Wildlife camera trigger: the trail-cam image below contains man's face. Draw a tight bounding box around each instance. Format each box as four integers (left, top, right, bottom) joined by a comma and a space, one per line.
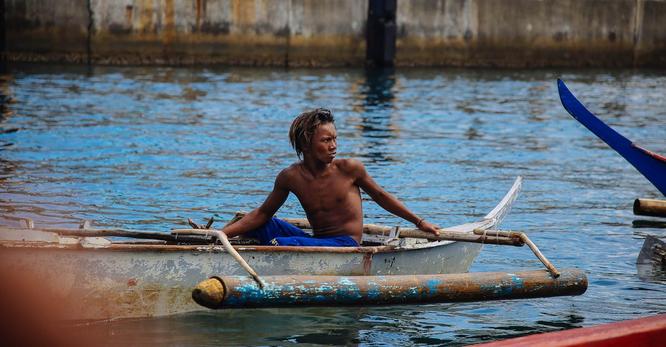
308, 122, 337, 163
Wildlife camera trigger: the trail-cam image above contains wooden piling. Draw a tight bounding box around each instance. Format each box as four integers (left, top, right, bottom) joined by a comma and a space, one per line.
366, 0, 397, 67
192, 269, 587, 309
634, 198, 666, 218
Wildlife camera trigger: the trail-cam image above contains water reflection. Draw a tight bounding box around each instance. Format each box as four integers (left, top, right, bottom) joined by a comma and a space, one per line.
637, 263, 666, 284
526, 82, 549, 122
64, 301, 601, 346
77, 305, 591, 346
0, 74, 18, 198
359, 68, 397, 110
81, 308, 367, 346
0, 74, 16, 131
352, 68, 399, 164
632, 219, 666, 229
465, 117, 483, 140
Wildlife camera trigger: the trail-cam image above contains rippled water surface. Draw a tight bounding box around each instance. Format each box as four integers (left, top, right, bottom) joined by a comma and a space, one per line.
1, 64, 665, 345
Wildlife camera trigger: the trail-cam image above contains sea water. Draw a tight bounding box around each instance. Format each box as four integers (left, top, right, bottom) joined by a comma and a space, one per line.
1, 64, 665, 346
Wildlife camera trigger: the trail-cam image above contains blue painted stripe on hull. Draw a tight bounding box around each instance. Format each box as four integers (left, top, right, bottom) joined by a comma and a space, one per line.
558, 79, 666, 196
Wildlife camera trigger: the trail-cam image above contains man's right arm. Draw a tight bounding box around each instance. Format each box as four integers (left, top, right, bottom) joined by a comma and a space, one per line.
348, 159, 440, 235
222, 170, 290, 238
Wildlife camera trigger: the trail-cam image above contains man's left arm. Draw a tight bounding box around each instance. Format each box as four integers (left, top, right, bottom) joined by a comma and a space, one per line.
349, 159, 440, 235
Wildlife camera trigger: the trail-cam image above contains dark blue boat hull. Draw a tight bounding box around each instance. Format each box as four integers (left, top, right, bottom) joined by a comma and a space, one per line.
558, 79, 666, 196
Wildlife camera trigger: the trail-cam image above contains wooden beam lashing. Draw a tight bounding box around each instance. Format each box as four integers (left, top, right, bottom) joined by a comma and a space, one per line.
192, 269, 588, 309
474, 229, 560, 277
634, 198, 666, 218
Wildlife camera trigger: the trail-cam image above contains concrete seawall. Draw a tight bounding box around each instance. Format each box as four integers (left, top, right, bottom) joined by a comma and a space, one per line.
4, 0, 666, 67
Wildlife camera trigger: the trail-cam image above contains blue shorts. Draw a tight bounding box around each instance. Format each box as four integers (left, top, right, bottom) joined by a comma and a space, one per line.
247, 217, 359, 247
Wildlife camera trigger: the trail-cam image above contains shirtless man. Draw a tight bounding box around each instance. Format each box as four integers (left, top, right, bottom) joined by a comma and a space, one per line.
223, 108, 440, 246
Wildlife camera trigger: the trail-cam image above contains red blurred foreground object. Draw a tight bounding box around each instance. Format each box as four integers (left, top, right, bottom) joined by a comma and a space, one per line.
474, 314, 666, 347
0, 268, 103, 347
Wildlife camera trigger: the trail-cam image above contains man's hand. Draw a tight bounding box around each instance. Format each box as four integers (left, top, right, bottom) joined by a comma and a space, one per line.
417, 220, 440, 236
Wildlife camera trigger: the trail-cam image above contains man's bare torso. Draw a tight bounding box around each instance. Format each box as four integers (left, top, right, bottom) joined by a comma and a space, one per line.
222, 115, 439, 244
281, 159, 363, 242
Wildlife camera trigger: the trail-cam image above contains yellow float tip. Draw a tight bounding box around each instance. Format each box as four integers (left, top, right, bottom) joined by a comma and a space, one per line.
192, 277, 225, 309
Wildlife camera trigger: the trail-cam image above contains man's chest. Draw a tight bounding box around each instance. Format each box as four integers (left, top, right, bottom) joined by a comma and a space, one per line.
290, 175, 359, 209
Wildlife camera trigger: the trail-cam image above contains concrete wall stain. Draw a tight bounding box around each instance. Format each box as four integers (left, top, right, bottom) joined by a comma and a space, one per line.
164, 0, 175, 46
125, 5, 133, 25
4, 0, 666, 67
195, 0, 203, 31
138, 0, 155, 35
232, 0, 256, 29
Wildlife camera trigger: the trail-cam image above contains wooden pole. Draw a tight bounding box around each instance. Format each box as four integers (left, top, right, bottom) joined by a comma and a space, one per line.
199, 212, 524, 247
519, 234, 561, 278
192, 269, 587, 309
31, 227, 214, 244
474, 229, 561, 278
172, 228, 265, 288
279, 216, 524, 246
218, 213, 522, 246
634, 198, 666, 218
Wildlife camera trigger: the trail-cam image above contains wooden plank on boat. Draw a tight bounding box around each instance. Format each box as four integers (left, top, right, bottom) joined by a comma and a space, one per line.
192, 269, 587, 309
634, 198, 666, 218
41, 227, 215, 244
472, 313, 666, 347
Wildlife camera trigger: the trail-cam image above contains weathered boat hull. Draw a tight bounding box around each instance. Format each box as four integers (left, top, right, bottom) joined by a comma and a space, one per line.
0, 177, 522, 321
0, 236, 483, 321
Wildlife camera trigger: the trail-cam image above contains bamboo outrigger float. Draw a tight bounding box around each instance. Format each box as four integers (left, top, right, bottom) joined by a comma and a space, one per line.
192, 269, 587, 309
0, 177, 585, 320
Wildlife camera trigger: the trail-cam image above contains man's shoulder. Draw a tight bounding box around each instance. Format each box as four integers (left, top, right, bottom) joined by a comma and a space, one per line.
334, 158, 365, 175
335, 158, 361, 168
278, 162, 301, 178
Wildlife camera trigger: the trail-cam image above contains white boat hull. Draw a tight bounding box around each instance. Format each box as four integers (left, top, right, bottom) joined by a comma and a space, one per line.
0, 240, 482, 320
0, 177, 521, 321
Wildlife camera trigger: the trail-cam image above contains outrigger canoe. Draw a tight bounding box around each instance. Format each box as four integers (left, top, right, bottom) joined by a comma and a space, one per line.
0, 177, 522, 321
558, 79, 666, 196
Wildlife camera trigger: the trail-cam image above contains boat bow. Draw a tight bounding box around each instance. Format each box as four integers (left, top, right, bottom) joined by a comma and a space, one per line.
558, 79, 666, 196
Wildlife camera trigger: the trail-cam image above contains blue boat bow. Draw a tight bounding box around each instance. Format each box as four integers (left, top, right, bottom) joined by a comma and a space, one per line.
558, 79, 666, 196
